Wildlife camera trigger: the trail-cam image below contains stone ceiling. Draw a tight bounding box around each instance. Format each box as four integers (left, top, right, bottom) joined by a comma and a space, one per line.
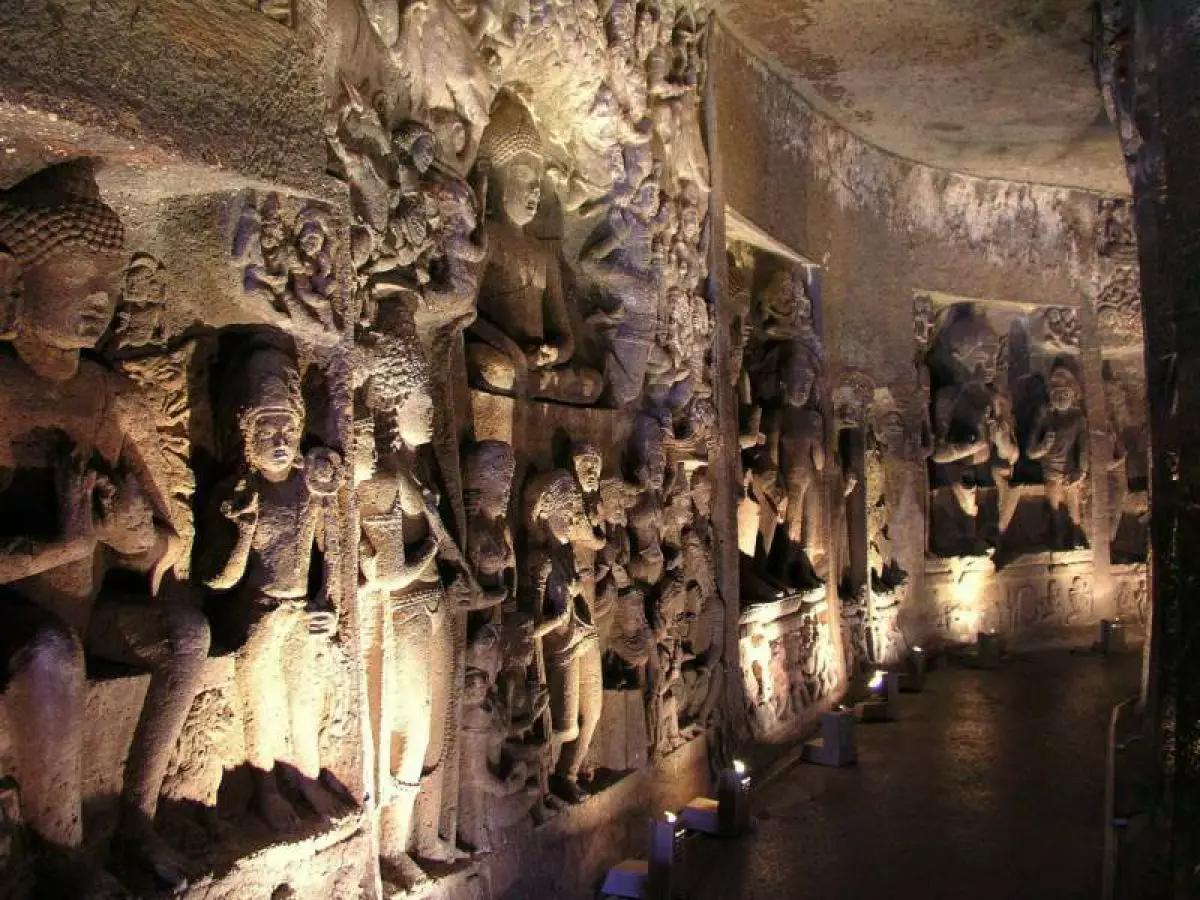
719, 0, 1128, 195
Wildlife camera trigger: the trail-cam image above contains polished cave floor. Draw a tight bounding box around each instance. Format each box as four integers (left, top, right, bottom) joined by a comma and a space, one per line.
686, 648, 1142, 900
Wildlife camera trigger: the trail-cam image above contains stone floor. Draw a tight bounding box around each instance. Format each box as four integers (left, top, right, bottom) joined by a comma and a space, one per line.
683, 648, 1143, 900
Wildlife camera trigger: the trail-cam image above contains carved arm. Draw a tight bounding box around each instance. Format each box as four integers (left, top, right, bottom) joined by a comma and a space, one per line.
204, 487, 258, 591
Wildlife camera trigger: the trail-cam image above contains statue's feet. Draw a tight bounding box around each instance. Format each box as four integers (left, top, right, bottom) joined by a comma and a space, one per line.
255, 778, 303, 833
381, 852, 429, 896
417, 836, 464, 865
548, 774, 588, 805
112, 819, 192, 894
289, 772, 347, 821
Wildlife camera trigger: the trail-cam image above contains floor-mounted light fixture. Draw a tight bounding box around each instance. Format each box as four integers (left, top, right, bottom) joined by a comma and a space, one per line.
856, 669, 899, 722
802, 708, 857, 767
680, 759, 753, 838
601, 811, 687, 900
900, 645, 927, 692
977, 630, 1004, 669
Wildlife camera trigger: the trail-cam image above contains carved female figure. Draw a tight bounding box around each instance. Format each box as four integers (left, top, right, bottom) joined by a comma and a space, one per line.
356, 300, 499, 888
523, 469, 605, 804
627, 414, 669, 587
205, 345, 344, 832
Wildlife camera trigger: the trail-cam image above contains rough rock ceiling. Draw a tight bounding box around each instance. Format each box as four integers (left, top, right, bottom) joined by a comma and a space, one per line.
719, 0, 1128, 194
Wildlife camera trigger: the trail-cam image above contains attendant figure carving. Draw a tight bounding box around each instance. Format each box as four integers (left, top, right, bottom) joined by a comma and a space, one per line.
1027, 364, 1089, 550
523, 470, 605, 804
355, 300, 499, 890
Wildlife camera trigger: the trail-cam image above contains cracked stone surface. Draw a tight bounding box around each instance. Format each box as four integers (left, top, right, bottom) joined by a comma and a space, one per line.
719, 0, 1127, 193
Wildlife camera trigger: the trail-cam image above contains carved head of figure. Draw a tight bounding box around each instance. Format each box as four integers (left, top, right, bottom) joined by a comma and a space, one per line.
236, 346, 305, 483
476, 91, 544, 228
1048, 364, 1081, 413
782, 343, 821, 408
934, 309, 999, 386
96, 469, 157, 556
432, 176, 479, 238
394, 122, 437, 177
635, 0, 661, 58
632, 414, 669, 493
465, 439, 517, 518
363, 300, 435, 449
0, 160, 126, 369
605, 0, 635, 48
525, 469, 590, 546
571, 440, 603, 495
599, 476, 635, 527
466, 623, 503, 689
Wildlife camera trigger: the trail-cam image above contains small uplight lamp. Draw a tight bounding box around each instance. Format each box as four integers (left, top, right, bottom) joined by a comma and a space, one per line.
1098, 618, 1128, 655
601, 811, 685, 900
802, 707, 857, 767
977, 629, 1004, 668
857, 669, 899, 721
680, 760, 752, 837
901, 646, 927, 693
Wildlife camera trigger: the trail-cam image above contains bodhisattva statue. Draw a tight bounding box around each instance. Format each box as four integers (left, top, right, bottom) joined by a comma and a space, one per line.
929, 313, 1019, 554
205, 345, 345, 832
772, 344, 826, 588
1027, 364, 1089, 551
523, 470, 605, 804
0, 161, 204, 895
354, 301, 500, 889
466, 89, 604, 404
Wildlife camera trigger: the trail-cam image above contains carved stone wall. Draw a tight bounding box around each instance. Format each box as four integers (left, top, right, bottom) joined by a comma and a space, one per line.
0, 2, 726, 899
725, 238, 846, 736
713, 20, 1148, 652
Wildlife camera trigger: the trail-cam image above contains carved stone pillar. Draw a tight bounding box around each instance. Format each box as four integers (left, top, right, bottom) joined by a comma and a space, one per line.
1101, 0, 1200, 893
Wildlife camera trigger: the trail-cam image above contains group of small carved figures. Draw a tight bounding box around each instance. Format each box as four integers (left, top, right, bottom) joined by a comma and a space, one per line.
0, 0, 721, 895
925, 308, 1089, 558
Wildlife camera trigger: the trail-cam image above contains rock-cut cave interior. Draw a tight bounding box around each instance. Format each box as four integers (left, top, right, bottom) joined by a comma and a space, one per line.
0, 0, 1194, 897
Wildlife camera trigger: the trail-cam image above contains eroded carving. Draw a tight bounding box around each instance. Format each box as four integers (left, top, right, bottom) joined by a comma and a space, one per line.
1026, 363, 1089, 550
928, 308, 1019, 556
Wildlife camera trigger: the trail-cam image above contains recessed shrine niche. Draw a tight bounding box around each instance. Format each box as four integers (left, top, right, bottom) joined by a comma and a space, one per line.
726, 228, 842, 742
0, 0, 723, 896
0, 141, 369, 899
917, 286, 1142, 645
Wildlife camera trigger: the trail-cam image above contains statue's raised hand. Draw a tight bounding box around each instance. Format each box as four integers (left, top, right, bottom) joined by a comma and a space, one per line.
220, 489, 259, 531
